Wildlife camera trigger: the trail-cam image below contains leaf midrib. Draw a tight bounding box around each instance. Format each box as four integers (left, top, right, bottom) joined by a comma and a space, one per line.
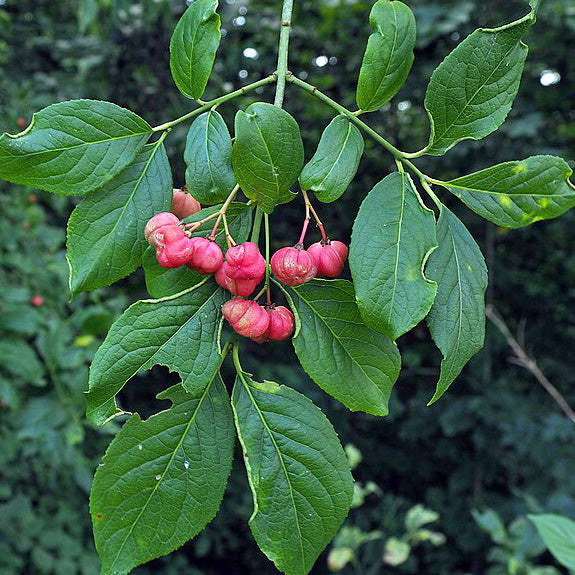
316, 121, 354, 193
429, 31, 524, 149
388, 174, 406, 329
367, 2, 400, 108
252, 116, 281, 202
294, 288, 389, 392
1, 131, 150, 160
446, 182, 573, 198
239, 375, 307, 573
92, 281, 216, 394
72, 141, 164, 289
108, 376, 217, 573
442, 219, 464, 385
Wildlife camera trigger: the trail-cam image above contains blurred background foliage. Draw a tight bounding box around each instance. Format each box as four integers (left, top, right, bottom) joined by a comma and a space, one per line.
1, 0, 575, 574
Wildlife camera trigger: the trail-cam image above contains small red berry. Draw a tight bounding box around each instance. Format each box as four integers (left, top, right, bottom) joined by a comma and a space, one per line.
223, 242, 266, 281
271, 246, 317, 286
252, 305, 295, 344
145, 212, 180, 248
215, 265, 259, 297
171, 189, 201, 219
156, 226, 195, 268
222, 299, 270, 338
16, 117, 27, 128
307, 240, 348, 277
187, 237, 223, 274
31, 296, 44, 307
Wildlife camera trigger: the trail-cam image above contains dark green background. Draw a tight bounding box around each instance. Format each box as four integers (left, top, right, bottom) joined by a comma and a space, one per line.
1, 1, 574, 574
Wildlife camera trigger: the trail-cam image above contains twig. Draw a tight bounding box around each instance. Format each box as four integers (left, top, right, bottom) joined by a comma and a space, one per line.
486, 305, 575, 424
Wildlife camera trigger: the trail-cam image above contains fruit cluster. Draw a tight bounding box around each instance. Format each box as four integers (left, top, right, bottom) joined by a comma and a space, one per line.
145, 189, 349, 343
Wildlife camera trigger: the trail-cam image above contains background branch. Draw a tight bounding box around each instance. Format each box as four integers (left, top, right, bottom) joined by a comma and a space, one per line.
486, 305, 575, 425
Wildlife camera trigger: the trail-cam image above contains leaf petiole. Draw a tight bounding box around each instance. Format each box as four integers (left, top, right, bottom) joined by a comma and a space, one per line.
419, 178, 443, 211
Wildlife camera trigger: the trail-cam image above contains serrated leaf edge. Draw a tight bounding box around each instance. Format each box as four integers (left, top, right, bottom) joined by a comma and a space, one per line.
232, 372, 307, 575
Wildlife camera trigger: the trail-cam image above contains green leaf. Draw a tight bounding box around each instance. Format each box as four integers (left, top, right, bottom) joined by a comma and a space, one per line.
472, 509, 508, 544
349, 172, 438, 340
142, 248, 204, 299
405, 505, 440, 532
287, 279, 401, 416
426, 207, 488, 403
529, 514, 575, 570
299, 115, 364, 203
142, 203, 253, 298
232, 371, 353, 575
232, 102, 304, 213
91, 377, 234, 575
356, 0, 416, 112
383, 538, 411, 566
439, 156, 575, 228
67, 141, 172, 295
86, 280, 227, 425
184, 110, 236, 204
169, 0, 221, 100
0, 100, 152, 194
423, 5, 537, 156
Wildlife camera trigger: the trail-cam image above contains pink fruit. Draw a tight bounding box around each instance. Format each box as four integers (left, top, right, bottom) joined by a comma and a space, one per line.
223, 242, 266, 281
270, 246, 317, 286
251, 306, 295, 344
155, 226, 194, 268
171, 189, 201, 219
145, 212, 180, 248
31, 296, 44, 307
186, 237, 223, 274
222, 299, 270, 338
307, 240, 348, 277
215, 265, 259, 297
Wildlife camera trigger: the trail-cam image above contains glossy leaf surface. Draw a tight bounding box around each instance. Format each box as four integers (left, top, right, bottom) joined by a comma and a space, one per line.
350, 172, 437, 340
86, 280, 226, 425
441, 156, 575, 228
170, 0, 221, 100
299, 115, 364, 203
0, 100, 151, 194
356, 0, 417, 111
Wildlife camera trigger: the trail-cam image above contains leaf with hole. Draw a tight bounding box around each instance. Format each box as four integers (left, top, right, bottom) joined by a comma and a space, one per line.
350, 172, 438, 340
299, 115, 364, 203
0, 100, 152, 194
287, 279, 401, 416
426, 207, 488, 403
86, 280, 227, 425
356, 0, 417, 112
170, 0, 221, 100
232, 371, 353, 575
91, 377, 234, 575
